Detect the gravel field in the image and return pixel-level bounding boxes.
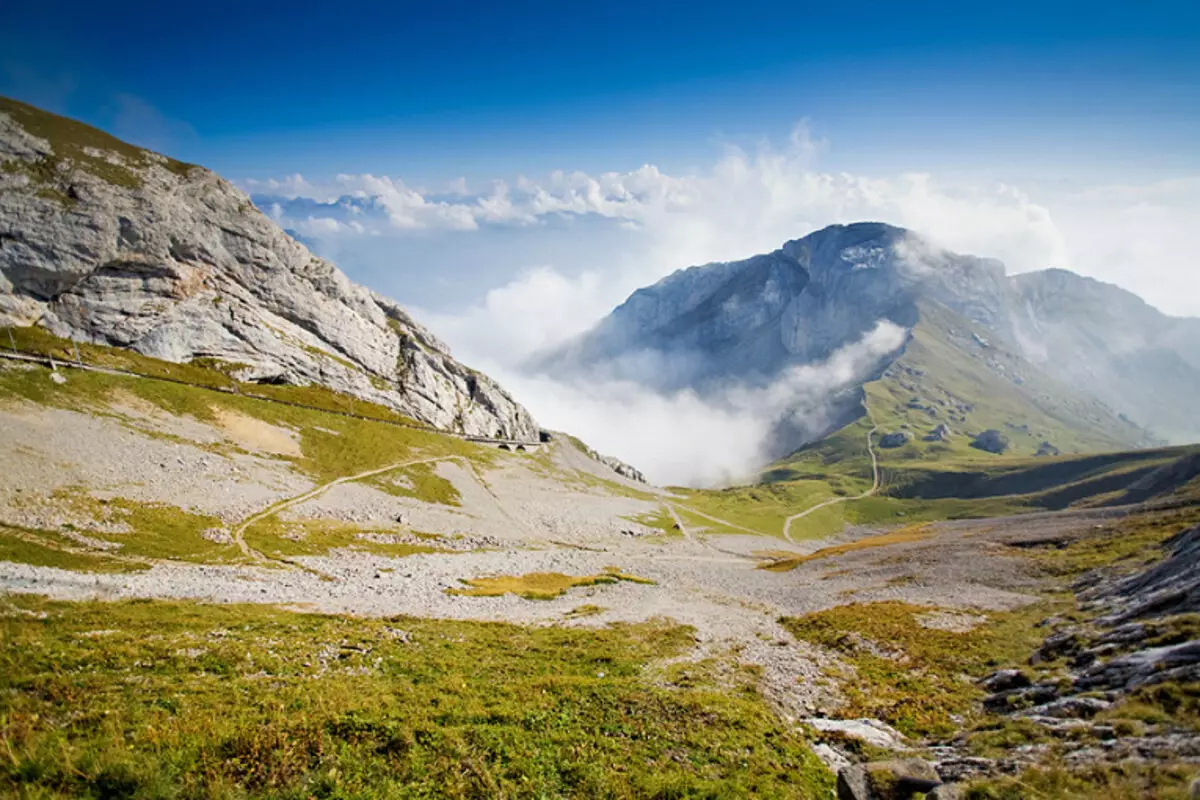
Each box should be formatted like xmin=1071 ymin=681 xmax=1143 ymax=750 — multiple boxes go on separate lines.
xmin=0 ymin=392 xmax=1129 ymax=719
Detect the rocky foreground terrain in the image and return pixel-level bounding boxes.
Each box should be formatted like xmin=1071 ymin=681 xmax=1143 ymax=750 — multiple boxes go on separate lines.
xmin=1 ymin=354 xmax=1198 ymax=797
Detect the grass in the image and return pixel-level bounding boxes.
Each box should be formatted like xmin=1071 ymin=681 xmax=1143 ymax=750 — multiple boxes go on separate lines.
xmin=0 ymin=349 xmax=491 ymax=487
xmin=366 ymin=460 xmax=464 ymax=506
xmin=0 ymin=525 xmax=148 ymax=573
xmin=1 ymin=325 xmax=426 ymax=430
xmin=0 ymin=596 xmax=834 ymax=798
xmin=674 ymin=481 xmax=844 ymax=538
xmin=759 ymin=524 xmax=933 ymax=571
xmin=5 ymin=488 xmax=243 ymax=565
xmin=624 ymin=505 xmax=680 ymax=537
xmin=448 ymin=569 xmax=656 ymax=600
xmin=963 ymin=762 xmax=1198 ymax=799
xmin=1 ymin=95 xmax=195 ymax=193
xmin=780 ymin=600 xmax=1061 ymax=738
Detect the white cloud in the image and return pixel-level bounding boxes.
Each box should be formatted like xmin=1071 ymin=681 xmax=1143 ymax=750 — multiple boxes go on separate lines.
xmin=242 ymin=125 xmax=1198 ymax=481
xmin=470 ymin=321 xmax=906 ymax=487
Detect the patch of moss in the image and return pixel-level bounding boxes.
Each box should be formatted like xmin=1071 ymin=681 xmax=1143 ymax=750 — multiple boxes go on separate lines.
xmin=964 ymin=762 xmax=1197 ymax=799
xmin=366 ymin=460 xmax=463 ymax=506
xmin=0 ymin=525 xmax=147 ymax=573
xmin=449 ymin=569 xmax=656 ymax=600
xmin=624 ymin=506 xmax=680 ymax=537
xmin=761 ymin=524 xmax=933 ymax=572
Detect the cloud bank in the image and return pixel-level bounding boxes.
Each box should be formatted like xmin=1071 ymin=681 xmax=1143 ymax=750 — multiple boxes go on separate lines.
xmin=240 ymin=125 xmax=1199 ymax=484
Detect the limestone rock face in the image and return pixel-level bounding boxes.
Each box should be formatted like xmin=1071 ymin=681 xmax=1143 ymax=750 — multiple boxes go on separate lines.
xmin=0 ymin=98 xmax=538 ymax=441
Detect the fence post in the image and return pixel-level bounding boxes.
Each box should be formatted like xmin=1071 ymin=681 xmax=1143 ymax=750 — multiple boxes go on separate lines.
xmin=6 ymin=328 xmax=14 ymax=354
xmin=72 ymin=338 xmax=83 ymax=366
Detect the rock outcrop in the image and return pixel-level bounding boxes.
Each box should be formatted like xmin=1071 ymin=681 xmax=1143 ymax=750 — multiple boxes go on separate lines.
xmin=878 ymin=431 xmax=913 ymax=449
xmin=0 ymin=97 xmax=538 ymax=441
xmin=970 ymin=430 xmax=1010 ymax=454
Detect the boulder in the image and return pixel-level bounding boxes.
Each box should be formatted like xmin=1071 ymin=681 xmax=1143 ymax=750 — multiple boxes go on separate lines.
xmin=1030 ymin=630 xmax=1084 ymax=664
xmin=1020 ymin=696 xmax=1111 ymax=719
xmin=805 ymin=717 xmax=911 ymax=751
xmin=970 ymin=429 xmax=1010 ymax=454
xmin=878 ymin=431 xmax=913 ymax=449
xmin=924 ymin=423 xmax=952 ymax=442
xmin=837 ymin=759 xmax=941 ymax=800
xmin=979 ymin=669 xmax=1030 ymax=693
xmin=983 ymin=682 xmax=1059 ymax=712
xmin=1035 ymin=440 xmax=1061 ymax=457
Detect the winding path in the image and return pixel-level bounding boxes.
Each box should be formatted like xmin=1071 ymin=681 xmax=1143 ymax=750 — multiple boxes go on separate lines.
xmin=781 ymin=422 xmax=881 ymax=544
xmin=231 ymin=455 xmax=469 ymax=560
xmin=666 ymin=502 xmax=763 ymax=562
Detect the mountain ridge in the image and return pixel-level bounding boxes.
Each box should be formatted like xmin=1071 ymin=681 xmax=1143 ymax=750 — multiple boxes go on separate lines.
xmin=544 ymin=222 xmax=1199 ymax=462
xmin=0 ymin=96 xmax=538 ymax=441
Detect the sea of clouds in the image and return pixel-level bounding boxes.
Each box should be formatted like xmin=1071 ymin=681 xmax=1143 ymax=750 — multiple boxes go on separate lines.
xmin=242 ymin=125 xmax=1199 ymax=485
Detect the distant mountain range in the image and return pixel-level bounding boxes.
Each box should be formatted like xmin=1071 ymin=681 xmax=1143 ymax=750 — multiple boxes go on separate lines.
xmin=541 ymin=222 xmax=1200 ymax=460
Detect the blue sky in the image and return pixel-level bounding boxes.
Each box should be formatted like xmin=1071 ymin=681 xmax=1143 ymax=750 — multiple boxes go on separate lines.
xmin=4 ymin=0 xmax=1199 ymax=182
xmin=5 ymin=0 xmax=1200 ymax=480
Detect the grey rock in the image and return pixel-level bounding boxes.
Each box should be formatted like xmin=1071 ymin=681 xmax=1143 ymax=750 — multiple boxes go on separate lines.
xmin=1035 ymin=440 xmax=1061 ymax=457
xmin=924 ymin=423 xmax=952 ymax=442
xmin=1030 ymin=629 xmax=1083 ymax=664
xmin=877 ymin=431 xmax=912 ymax=449
xmin=934 ymin=756 xmax=998 ymax=783
xmin=1087 ymin=524 xmax=1200 ymax=623
xmin=1019 ymin=696 xmax=1111 ymax=719
xmin=984 ymin=682 xmax=1060 ymax=712
xmin=979 ymin=668 xmax=1030 ymax=693
xmin=805 ymin=717 xmax=911 ymax=751
xmin=1076 ymin=639 xmax=1200 ymax=691
xmin=970 ymin=429 xmax=1011 ymax=454
xmin=811 ymin=743 xmax=852 ymax=775
xmin=837 ymin=759 xmax=941 ymax=800
xmin=0 ymin=98 xmax=538 ymax=441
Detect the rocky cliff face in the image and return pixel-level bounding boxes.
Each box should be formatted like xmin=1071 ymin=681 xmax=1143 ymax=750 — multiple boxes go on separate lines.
xmin=544 ymin=221 xmax=1200 ymax=445
xmin=0 ymin=97 xmax=538 ymax=441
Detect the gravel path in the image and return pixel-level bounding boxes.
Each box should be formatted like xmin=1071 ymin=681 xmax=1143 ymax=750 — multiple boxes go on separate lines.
xmin=783 ymin=422 xmax=880 ymax=543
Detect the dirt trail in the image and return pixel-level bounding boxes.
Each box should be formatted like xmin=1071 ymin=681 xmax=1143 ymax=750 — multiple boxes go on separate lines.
xmin=782 ymin=423 xmax=880 ymax=544
xmin=231 ymin=455 xmax=470 ymax=560
xmin=675 ymin=505 xmax=771 ymax=537
xmin=667 ymin=502 xmax=764 ymax=562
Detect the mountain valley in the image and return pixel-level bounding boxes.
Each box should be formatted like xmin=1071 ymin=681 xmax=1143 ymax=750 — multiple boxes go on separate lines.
xmin=2 ymin=97 xmax=1200 ymax=799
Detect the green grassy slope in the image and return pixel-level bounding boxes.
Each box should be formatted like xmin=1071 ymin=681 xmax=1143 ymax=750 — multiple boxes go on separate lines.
xmin=690 ymin=300 xmax=1195 ymax=539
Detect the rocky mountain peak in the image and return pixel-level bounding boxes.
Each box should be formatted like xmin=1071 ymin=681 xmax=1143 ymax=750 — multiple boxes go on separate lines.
xmin=0 ymin=96 xmax=538 ymax=440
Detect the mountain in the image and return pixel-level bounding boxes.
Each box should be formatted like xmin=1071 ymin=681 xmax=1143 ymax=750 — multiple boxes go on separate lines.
xmin=0 ymin=96 xmax=537 ymax=440
xmin=544 ymin=222 xmax=1199 ymax=460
